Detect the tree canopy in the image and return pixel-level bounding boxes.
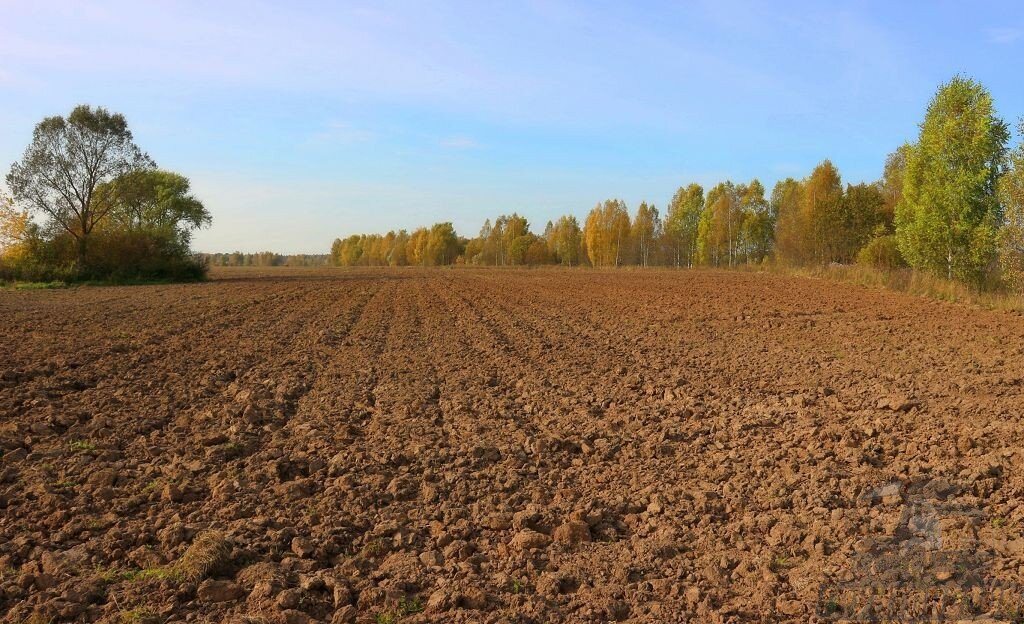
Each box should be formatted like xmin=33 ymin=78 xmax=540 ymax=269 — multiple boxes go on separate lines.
xmin=895 ymin=76 xmax=1009 ymax=282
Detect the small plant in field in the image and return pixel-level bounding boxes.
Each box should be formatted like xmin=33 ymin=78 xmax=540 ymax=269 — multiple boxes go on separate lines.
xmin=53 ymin=479 xmax=77 ymax=489
xmin=511 ymin=578 xmax=523 ymax=594
xmin=770 ymin=554 xmax=791 ymax=572
xmin=122 ymin=567 xmax=182 ymax=582
xmin=142 ymin=479 xmax=160 ymax=493
xmin=991 ymin=516 xmax=1006 ymax=528
xmin=120 ymin=607 xmax=157 ymax=623
xmin=69 ymin=439 xmax=96 ymax=452
xmin=363 ymin=537 xmax=388 ymax=557
xmin=374 ymin=596 xmax=422 ymax=623
xmin=94 ymin=565 xmax=122 ymax=583
xmin=821 ymin=598 xmax=841 ymax=615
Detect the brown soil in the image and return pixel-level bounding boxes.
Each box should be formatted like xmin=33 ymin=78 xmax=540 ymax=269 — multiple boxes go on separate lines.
xmin=2 ymin=267 xmax=1023 ymax=623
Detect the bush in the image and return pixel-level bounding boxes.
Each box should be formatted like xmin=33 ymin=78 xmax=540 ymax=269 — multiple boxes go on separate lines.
xmin=0 ymin=230 xmax=207 ymax=283
xmin=857 ymin=234 xmax=906 ymax=270
xmin=84 ymin=230 xmax=207 ymax=281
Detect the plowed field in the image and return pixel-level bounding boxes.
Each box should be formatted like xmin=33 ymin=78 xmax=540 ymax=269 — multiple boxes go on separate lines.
xmin=2 ymin=268 xmax=1024 ymax=623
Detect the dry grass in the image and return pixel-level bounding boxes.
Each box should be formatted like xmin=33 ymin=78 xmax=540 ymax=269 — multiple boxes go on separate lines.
xmin=172 ymin=531 xmax=230 ymax=582
xmin=746 ymin=263 xmax=1024 ymax=313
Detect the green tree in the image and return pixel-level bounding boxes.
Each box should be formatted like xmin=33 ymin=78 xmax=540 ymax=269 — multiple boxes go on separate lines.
xmin=841 ymin=182 xmax=887 ymax=262
xmin=895 ymin=76 xmax=1009 ymax=282
xmin=6 ymin=105 xmax=154 ymax=268
xmin=697 ymin=182 xmax=739 ymax=266
xmin=999 ymin=121 xmax=1024 ymax=291
xmin=95 ymin=170 xmax=210 ymax=243
xmin=548 ymin=215 xmax=582 ymax=266
xmin=664 ymin=184 xmax=703 ymax=267
xmin=738 ymin=179 xmax=773 ymax=263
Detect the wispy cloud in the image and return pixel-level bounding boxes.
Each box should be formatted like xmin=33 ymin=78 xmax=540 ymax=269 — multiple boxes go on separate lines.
xmin=439 ymin=135 xmax=480 ymax=149
xmin=311 ymin=121 xmax=374 ymax=144
xmin=988 ymin=27 xmax=1023 ymax=44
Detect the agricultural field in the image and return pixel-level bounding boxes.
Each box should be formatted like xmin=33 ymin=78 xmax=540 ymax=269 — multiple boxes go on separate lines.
xmin=2 ymin=267 xmax=1024 ymax=623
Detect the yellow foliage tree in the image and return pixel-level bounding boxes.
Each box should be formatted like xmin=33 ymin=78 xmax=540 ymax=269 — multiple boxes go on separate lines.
xmin=584 ymin=199 xmax=630 ymax=267
xmin=0 ymin=193 xmax=30 ymax=262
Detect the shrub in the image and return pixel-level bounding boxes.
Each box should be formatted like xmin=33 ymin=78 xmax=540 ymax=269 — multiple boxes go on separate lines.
xmin=857 ymin=233 xmax=906 ymax=271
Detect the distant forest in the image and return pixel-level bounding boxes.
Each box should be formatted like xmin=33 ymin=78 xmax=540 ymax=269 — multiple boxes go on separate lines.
xmin=329 ymin=76 xmax=1024 ymax=293
xmin=201 ymin=252 xmax=330 ymax=267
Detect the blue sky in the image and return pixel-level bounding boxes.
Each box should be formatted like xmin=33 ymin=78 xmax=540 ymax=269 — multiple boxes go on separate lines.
xmin=2 ymin=1 xmax=1023 ymax=253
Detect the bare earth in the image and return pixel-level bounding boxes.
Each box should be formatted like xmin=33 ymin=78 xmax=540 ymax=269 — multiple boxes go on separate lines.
xmin=2 ymin=267 xmax=1023 ymax=623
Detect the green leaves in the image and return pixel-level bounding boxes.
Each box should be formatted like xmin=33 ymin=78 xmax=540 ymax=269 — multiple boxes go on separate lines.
xmin=895 ymin=76 xmax=1009 ymax=283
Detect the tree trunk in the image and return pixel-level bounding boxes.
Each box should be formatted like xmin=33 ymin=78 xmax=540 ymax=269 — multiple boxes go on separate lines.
xmin=76 ymin=235 xmax=88 ymax=273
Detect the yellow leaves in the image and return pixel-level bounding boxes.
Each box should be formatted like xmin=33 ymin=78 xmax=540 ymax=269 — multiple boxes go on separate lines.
xmin=0 ymin=195 xmax=30 ymax=262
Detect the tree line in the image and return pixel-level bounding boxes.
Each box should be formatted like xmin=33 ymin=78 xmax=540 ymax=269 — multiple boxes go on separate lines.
xmin=201 ymin=252 xmax=330 ymax=267
xmin=0 ymin=105 xmax=210 ymax=282
xmin=330 ymin=76 xmax=1024 ymax=293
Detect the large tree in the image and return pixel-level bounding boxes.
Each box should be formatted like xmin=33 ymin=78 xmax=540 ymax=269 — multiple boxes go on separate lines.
xmin=895 ymin=76 xmax=1009 ymax=282
xmin=6 ymin=105 xmax=154 ymax=267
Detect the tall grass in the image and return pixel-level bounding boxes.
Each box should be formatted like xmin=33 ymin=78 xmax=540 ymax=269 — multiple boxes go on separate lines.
xmin=752 ymin=262 xmax=1024 ymax=312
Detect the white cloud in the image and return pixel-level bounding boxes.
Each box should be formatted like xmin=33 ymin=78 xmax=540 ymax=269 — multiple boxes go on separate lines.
xmin=988 ymin=27 xmax=1023 ymax=44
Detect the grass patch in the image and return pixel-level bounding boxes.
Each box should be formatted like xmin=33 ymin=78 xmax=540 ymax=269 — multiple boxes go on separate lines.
xmin=1 ymin=276 xmax=206 ymax=290
xmin=120 ymin=607 xmax=158 ymax=623
xmin=69 ymin=440 xmax=97 ymax=452
xmin=122 ymin=567 xmax=183 ymax=582
xmin=1 ymin=280 xmax=68 ymax=290
xmin=375 ymin=596 xmax=423 ymax=623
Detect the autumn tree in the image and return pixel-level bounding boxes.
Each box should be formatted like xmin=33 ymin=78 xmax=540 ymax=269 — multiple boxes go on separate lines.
xmin=737 ymin=180 xmax=774 ymax=263
xmin=839 ymin=183 xmax=887 ymax=261
xmin=772 ymin=178 xmax=805 ymax=265
xmin=664 ymin=184 xmax=703 ymax=267
xmin=426 ymin=222 xmax=461 ymax=265
xmin=0 ymin=192 xmax=31 ymax=262
xmin=697 ymin=182 xmax=740 ymax=266
xmin=802 ymin=160 xmax=845 ymax=264
xmin=896 ymin=76 xmax=1009 ymax=282
xmin=584 ymin=200 xmax=630 ymax=267
xmin=547 ymin=215 xmax=582 ymax=266
xmin=6 ymin=105 xmax=155 ymax=268
xmin=881 ymin=144 xmax=911 ymax=227
xmin=631 ymin=202 xmax=661 ymax=267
